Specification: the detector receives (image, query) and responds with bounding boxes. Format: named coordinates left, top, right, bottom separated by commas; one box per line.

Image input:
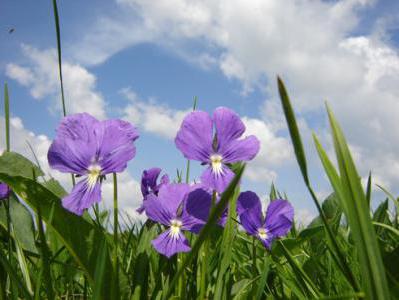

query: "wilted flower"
left=0, top=183, right=10, bottom=200
left=237, top=191, right=294, bottom=249
left=144, top=183, right=212, bottom=258
left=175, top=107, right=260, bottom=193
left=48, top=113, right=139, bottom=215
left=137, top=167, right=169, bottom=214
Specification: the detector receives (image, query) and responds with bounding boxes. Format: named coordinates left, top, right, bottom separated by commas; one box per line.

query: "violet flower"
left=175, top=107, right=260, bottom=193
left=47, top=113, right=139, bottom=215
left=237, top=191, right=294, bottom=249
left=137, top=167, right=169, bottom=214
left=0, top=183, right=10, bottom=200
left=144, top=183, right=212, bottom=258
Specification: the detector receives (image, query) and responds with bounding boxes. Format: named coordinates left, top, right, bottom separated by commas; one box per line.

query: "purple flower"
left=144, top=183, right=212, bottom=258
left=237, top=191, right=294, bottom=249
left=0, top=183, right=10, bottom=200
left=175, top=107, right=260, bottom=193
left=47, top=113, right=139, bottom=215
left=137, top=167, right=169, bottom=214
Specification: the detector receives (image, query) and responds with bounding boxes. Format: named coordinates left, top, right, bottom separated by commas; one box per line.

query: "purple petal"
left=259, top=236, right=274, bottom=250
left=264, top=200, right=294, bottom=238
left=144, top=183, right=190, bottom=225
left=175, top=111, right=213, bottom=162
left=213, top=107, right=245, bottom=150
left=97, top=119, right=139, bottom=173
left=237, top=191, right=263, bottom=235
left=182, top=188, right=212, bottom=233
left=141, top=168, right=162, bottom=196
left=159, top=174, right=169, bottom=186
left=62, top=179, right=101, bottom=215
left=200, top=165, right=235, bottom=193
left=48, top=137, right=95, bottom=175
left=136, top=204, right=145, bottom=214
left=220, top=136, right=260, bottom=163
left=55, top=113, right=99, bottom=141
left=0, top=183, right=10, bottom=200
left=151, top=230, right=191, bottom=258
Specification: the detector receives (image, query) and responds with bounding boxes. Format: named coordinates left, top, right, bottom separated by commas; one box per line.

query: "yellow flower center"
left=169, top=219, right=183, bottom=239
left=87, top=164, right=102, bottom=189
left=210, top=154, right=224, bottom=176
left=258, top=228, right=268, bottom=240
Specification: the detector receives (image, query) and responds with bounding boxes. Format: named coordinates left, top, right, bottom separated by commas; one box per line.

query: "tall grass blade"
left=4, top=83, right=10, bottom=152
left=326, top=104, right=390, bottom=299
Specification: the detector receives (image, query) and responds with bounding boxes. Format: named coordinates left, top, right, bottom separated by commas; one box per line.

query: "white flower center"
left=258, top=228, right=268, bottom=240
left=210, top=154, right=224, bottom=176
left=169, top=219, right=183, bottom=239
left=87, top=164, right=102, bottom=189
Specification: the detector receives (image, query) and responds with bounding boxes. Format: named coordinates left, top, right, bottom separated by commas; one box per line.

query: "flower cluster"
left=48, top=107, right=294, bottom=258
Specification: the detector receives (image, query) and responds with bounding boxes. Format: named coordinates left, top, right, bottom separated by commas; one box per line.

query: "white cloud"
left=296, top=208, right=316, bottom=227
left=121, top=87, right=191, bottom=139
left=6, top=45, right=106, bottom=119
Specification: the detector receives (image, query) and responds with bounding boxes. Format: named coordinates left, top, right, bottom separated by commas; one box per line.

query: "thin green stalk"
left=113, top=173, right=119, bottom=299
left=252, top=237, right=257, bottom=275
left=4, top=83, right=10, bottom=152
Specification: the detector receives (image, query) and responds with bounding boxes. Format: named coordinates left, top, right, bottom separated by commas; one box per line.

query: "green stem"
left=252, top=237, right=257, bottom=275
left=113, top=173, right=119, bottom=299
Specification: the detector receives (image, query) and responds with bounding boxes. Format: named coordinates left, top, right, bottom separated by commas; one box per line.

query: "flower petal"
left=141, top=168, right=162, bottom=196
left=175, top=111, right=213, bottom=162
left=62, top=179, right=101, bottom=215
left=265, top=200, right=294, bottom=238
left=237, top=191, right=263, bottom=235
left=0, top=183, right=10, bottom=199
left=200, top=165, right=235, bottom=193
left=48, top=138, right=94, bottom=174
left=97, top=119, right=139, bottom=173
left=220, top=136, right=260, bottom=163
left=55, top=113, right=99, bottom=141
left=151, top=230, right=191, bottom=258
left=259, top=236, right=274, bottom=250
left=213, top=107, right=245, bottom=150
left=144, top=183, right=190, bottom=225
left=182, top=188, right=212, bottom=233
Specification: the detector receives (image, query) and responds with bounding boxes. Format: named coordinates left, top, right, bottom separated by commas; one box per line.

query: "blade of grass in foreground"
left=4, top=83, right=10, bottom=152
left=163, top=165, right=246, bottom=300
left=326, top=105, right=390, bottom=299
left=277, top=77, right=359, bottom=292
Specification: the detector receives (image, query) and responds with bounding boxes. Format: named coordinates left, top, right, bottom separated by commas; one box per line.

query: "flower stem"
left=113, top=173, right=119, bottom=298
left=252, top=237, right=257, bottom=275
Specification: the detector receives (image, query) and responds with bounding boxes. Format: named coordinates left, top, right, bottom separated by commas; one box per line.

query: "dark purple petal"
left=213, top=107, right=246, bottom=150
left=0, top=183, right=10, bottom=200
left=144, top=184, right=190, bottom=225
left=141, top=168, right=162, bottom=196
left=264, top=200, right=294, bottom=238
left=220, top=136, right=260, bottom=163
left=97, top=119, right=139, bottom=174
left=237, top=191, right=263, bottom=235
left=151, top=230, right=191, bottom=258
left=136, top=204, right=145, bottom=214
left=62, top=179, right=101, bottom=215
left=200, top=165, right=235, bottom=193
left=182, top=188, right=212, bottom=233
left=175, top=111, right=213, bottom=162
left=259, top=236, right=274, bottom=249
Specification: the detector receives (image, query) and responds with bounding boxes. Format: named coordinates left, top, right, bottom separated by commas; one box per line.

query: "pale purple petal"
left=220, top=136, right=260, bottom=163
left=144, top=184, right=190, bottom=225
left=151, top=230, right=191, bottom=258
left=213, top=107, right=245, bottom=150
left=175, top=111, right=213, bottom=162
left=160, top=174, right=169, bottom=186
left=182, top=188, right=212, bottom=233
left=141, top=168, right=162, bottom=196
left=264, top=200, right=294, bottom=238
left=0, top=183, right=10, bottom=200
left=237, top=191, right=263, bottom=235
left=97, top=119, right=139, bottom=173
left=62, top=179, right=101, bottom=215
left=200, top=165, right=235, bottom=193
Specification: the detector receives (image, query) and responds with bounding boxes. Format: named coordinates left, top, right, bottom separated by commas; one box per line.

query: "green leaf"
left=0, top=152, right=43, bottom=179
left=326, top=104, right=390, bottom=299
left=277, top=77, right=309, bottom=185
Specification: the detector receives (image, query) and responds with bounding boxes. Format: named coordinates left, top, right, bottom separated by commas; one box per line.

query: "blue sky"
left=1, top=0, right=399, bottom=223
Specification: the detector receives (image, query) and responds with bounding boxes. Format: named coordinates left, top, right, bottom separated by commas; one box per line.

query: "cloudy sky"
left=1, top=0, right=399, bottom=224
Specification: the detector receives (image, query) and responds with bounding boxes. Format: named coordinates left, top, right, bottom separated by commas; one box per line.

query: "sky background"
left=1, top=0, right=399, bottom=224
